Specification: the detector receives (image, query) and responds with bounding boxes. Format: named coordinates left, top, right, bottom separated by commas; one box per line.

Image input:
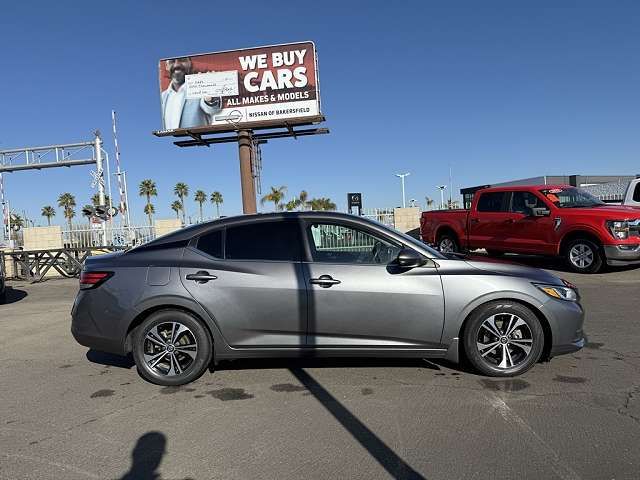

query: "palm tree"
left=298, top=190, right=309, bottom=210
left=425, top=197, right=435, bottom=210
left=170, top=200, right=182, bottom=219
left=10, top=212, right=24, bottom=229
left=174, top=182, right=189, bottom=224
left=194, top=190, right=207, bottom=222
left=260, top=185, right=287, bottom=211
left=284, top=199, right=299, bottom=211
left=41, top=206, right=56, bottom=226
left=210, top=191, right=223, bottom=218
left=91, top=193, right=110, bottom=207
left=139, top=179, right=157, bottom=226
left=144, top=203, right=155, bottom=221
left=57, top=192, right=76, bottom=229
left=82, top=204, right=93, bottom=225
left=308, top=197, right=337, bottom=211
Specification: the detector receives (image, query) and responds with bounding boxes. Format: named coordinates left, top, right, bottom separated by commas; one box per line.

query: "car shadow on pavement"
left=1, top=287, right=28, bottom=305
left=86, top=349, right=135, bottom=369
left=289, top=367, right=426, bottom=480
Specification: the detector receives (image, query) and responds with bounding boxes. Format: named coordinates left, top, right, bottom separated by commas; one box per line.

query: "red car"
left=420, top=185, right=640, bottom=273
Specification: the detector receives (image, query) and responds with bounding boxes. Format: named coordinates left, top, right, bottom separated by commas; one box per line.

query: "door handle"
left=310, top=275, right=341, bottom=288
left=504, top=218, right=515, bottom=224
left=186, top=271, right=218, bottom=284
left=470, top=218, right=479, bottom=224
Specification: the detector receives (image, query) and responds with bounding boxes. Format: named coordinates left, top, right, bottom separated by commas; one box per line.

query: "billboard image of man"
left=161, top=57, right=222, bottom=130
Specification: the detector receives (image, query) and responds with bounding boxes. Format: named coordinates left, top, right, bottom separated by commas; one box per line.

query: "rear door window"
left=225, top=220, right=302, bottom=261
left=196, top=229, right=223, bottom=258
left=633, top=183, right=640, bottom=202
left=477, top=192, right=507, bottom=212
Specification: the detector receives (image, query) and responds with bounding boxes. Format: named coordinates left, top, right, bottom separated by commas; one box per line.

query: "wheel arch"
left=558, top=229, right=603, bottom=256
left=124, top=303, right=216, bottom=356
left=435, top=225, right=460, bottom=245
left=456, top=298, right=553, bottom=363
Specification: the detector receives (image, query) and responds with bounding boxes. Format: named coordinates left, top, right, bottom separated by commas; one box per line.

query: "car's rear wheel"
left=437, top=233, right=459, bottom=253
left=132, top=309, right=212, bottom=386
left=564, top=238, right=603, bottom=273
left=463, top=302, right=544, bottom=377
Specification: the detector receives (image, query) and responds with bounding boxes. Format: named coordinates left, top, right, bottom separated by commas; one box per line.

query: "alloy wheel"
left=475, top=313, right=534, bottom=369
left=439, top=238, right=455, bottom=253
left=143, top=322, right=198, bottom=377
left=569, top=243, right=594, bottom=269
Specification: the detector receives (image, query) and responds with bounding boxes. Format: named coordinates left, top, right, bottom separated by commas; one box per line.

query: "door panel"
left=504, top=191, right=555, bottom=254
left=181, top=249, right=306, bottom=346
left=303, top=264, right=444, bottom=347
left=301, top=220, right=445, bottom=348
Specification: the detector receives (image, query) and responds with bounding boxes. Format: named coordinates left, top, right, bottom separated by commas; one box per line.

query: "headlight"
left=607, top=220, right=630, bottom=240
left=534, top=282, right=578, bottom=301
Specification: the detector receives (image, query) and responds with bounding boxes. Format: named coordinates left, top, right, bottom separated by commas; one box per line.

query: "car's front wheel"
left=463, top=301, right=544, bottom=377
left=564, top=238, right=604, bottom=273
left=132, top=309, right=212, bottom=386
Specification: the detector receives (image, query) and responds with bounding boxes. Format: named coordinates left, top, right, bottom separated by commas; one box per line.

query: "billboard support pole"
left=238, top=130, right=257, bottom=214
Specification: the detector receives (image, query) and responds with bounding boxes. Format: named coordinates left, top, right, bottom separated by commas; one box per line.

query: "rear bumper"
left=71, top=291, right=127, bottom=355
left=71, top=325, right=125, bottom=355
left=603, top=244, right=640, bottom=266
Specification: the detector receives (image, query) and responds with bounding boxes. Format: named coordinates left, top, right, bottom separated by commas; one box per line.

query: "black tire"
left=485, top=249, right=504, bottom=257
left=0, top=290, right=5, bottom=304
left=437, top=232, right=459, bottom=254
left=463, top=301, right=544, bottom=377
left=132, top=309, right=212, bottom=386
left=564, top=238, right=604, bottom=273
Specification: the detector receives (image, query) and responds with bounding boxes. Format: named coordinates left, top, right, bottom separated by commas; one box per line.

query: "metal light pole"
left=437, top=185, right=447, bottom=209
left=395, top=172, right=410, bottom=208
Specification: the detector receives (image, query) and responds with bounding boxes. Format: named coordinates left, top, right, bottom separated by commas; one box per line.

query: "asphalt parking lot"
left=1, top=261, right=639, bottom=480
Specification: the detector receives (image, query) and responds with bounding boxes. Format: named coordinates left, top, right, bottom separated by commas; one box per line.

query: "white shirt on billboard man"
left=161, top=57, right=222, bottom=130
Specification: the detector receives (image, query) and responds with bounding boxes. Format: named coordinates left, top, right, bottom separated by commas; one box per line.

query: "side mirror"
left=531, top=207, right=550, bottom=217
left=396, top=248, right=427, bottom=268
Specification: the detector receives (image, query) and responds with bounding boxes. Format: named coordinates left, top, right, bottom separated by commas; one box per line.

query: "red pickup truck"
left=420, top=185, right=640, bottom=273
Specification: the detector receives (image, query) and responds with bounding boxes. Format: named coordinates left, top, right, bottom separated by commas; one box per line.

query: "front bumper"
left=540, top=297, right=585, bottom=359
left=603, top=244, right=640, bottom=266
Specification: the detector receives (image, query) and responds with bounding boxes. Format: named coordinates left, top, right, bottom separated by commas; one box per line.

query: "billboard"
left=158, top=41, right=321, bottom=134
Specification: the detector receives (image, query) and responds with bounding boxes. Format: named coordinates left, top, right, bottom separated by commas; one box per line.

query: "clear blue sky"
left=2, top=1, right=639, bottom=225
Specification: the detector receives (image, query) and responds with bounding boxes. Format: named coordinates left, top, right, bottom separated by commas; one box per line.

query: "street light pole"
left=395, top=172, right=410, bottom=208
left=437, top=185, right=447, bottom=209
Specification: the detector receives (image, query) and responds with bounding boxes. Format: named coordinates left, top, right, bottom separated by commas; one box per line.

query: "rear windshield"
left=540, top=187, right=605, bottom=208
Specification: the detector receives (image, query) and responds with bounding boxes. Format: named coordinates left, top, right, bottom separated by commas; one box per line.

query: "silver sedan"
left=71, top=212, right=585, bottom=385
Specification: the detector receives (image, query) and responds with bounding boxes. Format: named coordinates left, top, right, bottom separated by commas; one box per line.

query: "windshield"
left=540, top=187, right=605, bottom=208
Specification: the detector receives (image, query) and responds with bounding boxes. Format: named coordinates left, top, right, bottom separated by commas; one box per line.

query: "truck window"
left=477, top=192, right=507, bottom=212
left=510, top=191, right=544, bottom=215
left=634, top=183, right=640, bottom=202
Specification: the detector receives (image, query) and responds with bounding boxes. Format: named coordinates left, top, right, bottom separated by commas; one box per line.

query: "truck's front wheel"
left=437, top=233, right=459, bottom=253
left=564, top=238, right=604, bottom=273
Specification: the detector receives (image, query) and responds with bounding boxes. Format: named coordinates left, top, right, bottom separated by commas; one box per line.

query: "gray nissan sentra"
left=71, top=212, right=585, bottom=385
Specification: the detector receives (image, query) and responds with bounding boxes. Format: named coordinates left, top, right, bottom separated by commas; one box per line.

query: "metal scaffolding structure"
left=0, top=132, right=115, bottom=245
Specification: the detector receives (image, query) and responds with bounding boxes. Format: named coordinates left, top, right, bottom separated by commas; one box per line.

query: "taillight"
left=79, top=271, right=113, bottom=290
